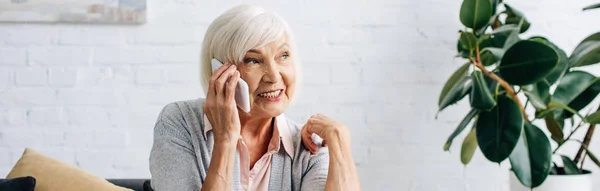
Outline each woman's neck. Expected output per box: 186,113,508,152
238,111,274,143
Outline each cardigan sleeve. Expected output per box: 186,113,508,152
149,103,203,191
300,145,330,190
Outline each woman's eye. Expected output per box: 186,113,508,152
281,53,289,60
244,58,259,64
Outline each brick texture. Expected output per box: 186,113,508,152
1,0,600,190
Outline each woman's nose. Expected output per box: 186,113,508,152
262,59,282,83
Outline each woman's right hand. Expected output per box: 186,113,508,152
202,62,242,145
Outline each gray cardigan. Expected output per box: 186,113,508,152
149,98,330,191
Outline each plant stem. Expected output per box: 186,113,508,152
574,119,598,163
553,120,585,154
470,46,529,122
580,151,587,171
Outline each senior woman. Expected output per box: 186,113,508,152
149,4,361,191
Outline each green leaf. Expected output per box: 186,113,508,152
509,122,552,188
528,37,569,85
470,70,497,110
585,110,600,124
544,101,588,122
476,95,524,163
491,24,519,35
444,109,479,151
457,39,470,58
543,114,564,143
480,47,505,66
498,40,559,85
569,41,600,68
504,4,531,33
503,29,521,49
461,127,479,165
478,35,494,50
583,3,600,11
490,34,509,49
439,77,473,112
460,31,478,52
578,32,600,44
552,71,600,118
522,80,550,110
460,0,494,30
561,155,581,174
439,63,471,106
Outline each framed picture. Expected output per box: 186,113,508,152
0,0,146,24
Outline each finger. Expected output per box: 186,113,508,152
209,62,231,94
302,122,318,154
226,71,240,101
214,64,237,95
301,123,312,151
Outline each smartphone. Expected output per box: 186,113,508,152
211,58,251,113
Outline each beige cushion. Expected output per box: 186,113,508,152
6,148,131,191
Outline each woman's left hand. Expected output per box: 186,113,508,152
301,114,351,154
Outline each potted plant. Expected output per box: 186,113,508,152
437,0,600,190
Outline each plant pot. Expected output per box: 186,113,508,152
509,170,593,191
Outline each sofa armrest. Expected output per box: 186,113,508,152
106,179,153,191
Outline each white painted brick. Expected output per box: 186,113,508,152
1,108,27,126
29,47,91,65
301,64,331,85
298,45,358,64
75,67,134,87
0,69,13,88
76,67,112,86
124,128,154,148
49,68,77,86
331,63,361,84
65,129,126,148
93,47,160,64
57,88,125,105
0,88,57,106
58,27,124,45
0,150,9,166
1,26,56,45
0,48,27,65
42,130,67,147
157,46,200,63
66,107,111,126
361,63,422,84
113,148,151,170
135,67,166,85
15,68,47,86
74,149,115,170
0,130,44,148
28,107,66,125
109,106,163,129
323,27,372,46
166,65,198,83
124,86,200,105
126,26,200,45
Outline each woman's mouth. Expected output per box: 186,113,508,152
258,89,283,99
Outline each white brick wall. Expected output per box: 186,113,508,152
1,0,600,190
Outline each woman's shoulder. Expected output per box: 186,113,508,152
159,98,205,118
154,98,206,138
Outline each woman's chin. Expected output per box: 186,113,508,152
252,98,288,116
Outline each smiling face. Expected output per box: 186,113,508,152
236,35,296,118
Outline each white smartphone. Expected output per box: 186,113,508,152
211,58,251,113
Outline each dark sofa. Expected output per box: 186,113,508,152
0,179,153,191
